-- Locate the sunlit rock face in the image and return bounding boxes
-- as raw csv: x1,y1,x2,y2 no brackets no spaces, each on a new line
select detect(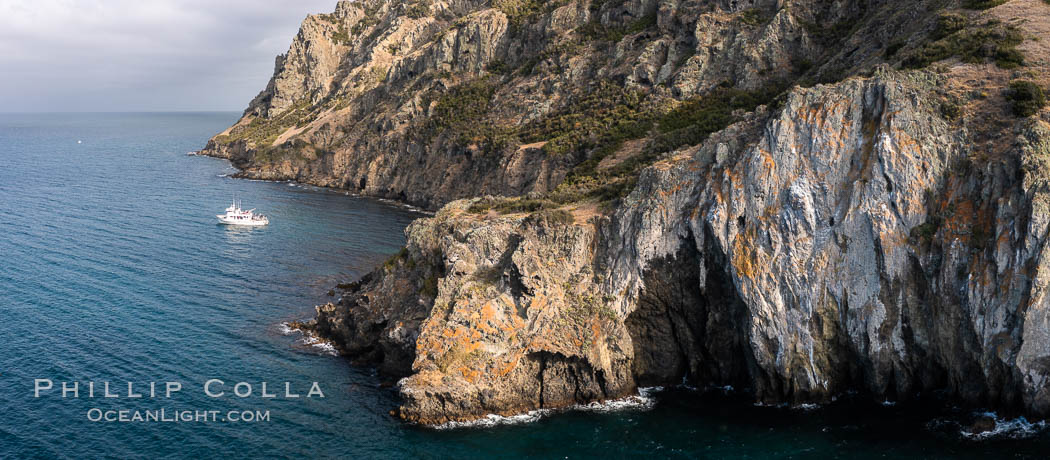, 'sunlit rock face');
219,0,1050,424
201,0,877,210
307,74,1050,423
